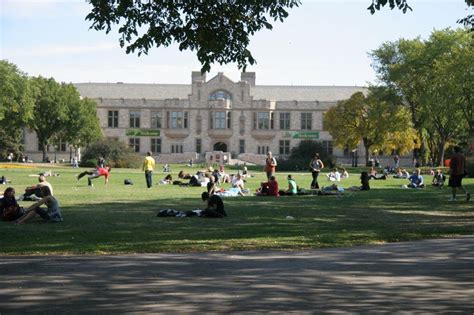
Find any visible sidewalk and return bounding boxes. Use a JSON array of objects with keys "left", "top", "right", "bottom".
[{"left": 1, "top": 236, "right": 473, "bottom": 314}]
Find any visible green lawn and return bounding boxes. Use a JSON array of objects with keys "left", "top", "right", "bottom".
[{"left": 1, "top": 163, "right": 472, "bottom": 255}]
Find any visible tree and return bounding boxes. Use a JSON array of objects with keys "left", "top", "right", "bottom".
[
  {"left": 86, "top": 0, "right": 300, "bottom": 73},
  {"left": 86, "top": 1, "right": 472, "bottom": 73},
  {"left": 29, "top": 77, "right": 102, "bottom": 161},
  {"left": 63, "top": 97, "right": 103, "bottom": 149},
  {"left": 0, "top": 60, "right": 34, "bottom": 158},
  {"left": 323, "top": 90, "right": 418, "bottom": 165},
  {"left": 370, "top": 29, "right": 473, "bottom": 163}
]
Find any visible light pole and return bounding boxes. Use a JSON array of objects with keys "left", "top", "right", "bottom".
[{"left": 54, "top": 145, "right": 58, "bottom": 164}]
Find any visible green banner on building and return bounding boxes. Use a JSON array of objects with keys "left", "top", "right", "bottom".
[
  {"left": 126, "top": 129, "right": 160, "bottom": 137},
  {"left": 283, "top": 131, "right": 319, "bottom": 139}
]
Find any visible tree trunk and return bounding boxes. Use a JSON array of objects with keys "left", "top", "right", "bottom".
[
  {"left": 436, "top": 139, "right": 446, "bottom": 168},
  {"left": 363, "top": 138, "right": 370, "bottom": 166}
]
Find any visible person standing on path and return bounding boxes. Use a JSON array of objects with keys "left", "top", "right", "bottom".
[
  {"left": 309, "top": 153, "right": 324, "bottom": 189},
  {"left": 264, "top": 151, "right": 277, "bottom": 181},
  {"left": 448, "top": 146, "right": 470, "bottom": 202},
  {"left": 143, "top": 151, "right": 155, "bottom": 189}
]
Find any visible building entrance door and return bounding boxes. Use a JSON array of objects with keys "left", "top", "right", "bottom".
[{"left": 213, "top": 142, "right": 227, "bottom": 152}]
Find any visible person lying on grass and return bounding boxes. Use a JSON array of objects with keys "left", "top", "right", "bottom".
[{"left": 15, "top": 186, "right": 63, "bottom": 224}]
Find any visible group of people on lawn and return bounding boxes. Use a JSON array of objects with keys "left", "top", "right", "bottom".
[{"left": 1, "top": 146, "right": 470, "bottom": 223}]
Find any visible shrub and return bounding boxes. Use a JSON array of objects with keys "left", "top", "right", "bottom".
[
  {"left": 81, "top": 139, "right": 142, "bottom": 168},
  {"left": 277, "top": 140, "right": 334, "bottom": 171}
]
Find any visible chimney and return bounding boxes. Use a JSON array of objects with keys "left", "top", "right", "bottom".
[
  {"left": 192, "top": 71, "right": 206, "bottom": 83},
  {"left": 241, "top": 72, "right": 255, "bottom": 86}
]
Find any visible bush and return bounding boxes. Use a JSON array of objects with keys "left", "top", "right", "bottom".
[
  {"left": 277, "top": 140, "right": 334, "bottom": 171},
  {"left": 81, "top": 139, "right": 142, "bottom": 168}
]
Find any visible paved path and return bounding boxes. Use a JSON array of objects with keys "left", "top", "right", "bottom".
[{"left": 1, "top": 236, "right": 473, "bottom": 314}]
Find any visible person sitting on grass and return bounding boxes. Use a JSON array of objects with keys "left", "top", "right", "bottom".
[
  {"left": 326, "top": 168, "right": 341, "bottom": 182},
  {"left": 18, "top": 173, "right": 53, "bottom": 201},
  {"left": 256, "top": 176, "right": 279, "bottom": 197},
  {"left": 340, "top": 168, "right": 349, "bottom": 179},
  {"left": 279, "top": 174, "right": 298, "bottom": 196},
  {"left": 432, "top": 169, "right": 446, "bottom": 188},
  {"left": 406, "top": 168, "right": 424, "bottom": 189},
  {"left": 368, "top": 167, "right": 387, "bottom": 180},
  {"left": 348, "top": 171, "right": 370, "bottom": 191},
  {"left": 201, "top": 192, "right": 227, "bottom": 218},
  {"left": 15, "top": 186, "right": 63, "bottom": 224},
  {"left": 231, "top": 173, "right": 249, "bottom": 194},
  {"left": 78, "top": 166, "right": 111, "bottom": 187},
  {"left": 1, "top": 187, "right": 25, "bottom": 221}
]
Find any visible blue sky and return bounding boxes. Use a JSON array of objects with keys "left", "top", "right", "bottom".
[{"left": 0, "top": 0, "right": 470, "bottom": 86}]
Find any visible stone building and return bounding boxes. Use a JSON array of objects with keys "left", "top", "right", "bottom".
[{"left": 24, "top": 71, "right": 368, "bottom": 164}]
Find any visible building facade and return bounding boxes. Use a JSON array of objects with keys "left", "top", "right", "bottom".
[{"left": 24, "top": 71, "right": 368, "bottom": 164}]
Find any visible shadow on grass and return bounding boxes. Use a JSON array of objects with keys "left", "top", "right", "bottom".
[{"left": 2, "top": 185, "right": 473, "bottom": 254}]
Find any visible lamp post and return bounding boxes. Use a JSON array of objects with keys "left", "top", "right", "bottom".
[{"left": 54, "top": 145, "right": 58, "bottom": 164}]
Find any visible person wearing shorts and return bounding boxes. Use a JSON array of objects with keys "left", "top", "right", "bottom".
[{"left": 448, "top": 146, "right": 470, "bottom": 202}]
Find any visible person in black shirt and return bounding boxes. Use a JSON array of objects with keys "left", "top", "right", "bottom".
[{"left": 201, "top": 192, "right": 226, "bottom": 218}]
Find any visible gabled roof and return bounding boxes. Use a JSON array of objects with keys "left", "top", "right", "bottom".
[
  {"left": 74, "top": 82, "right": 367, "bottom": 102},
  {"left": 251, "top": 85, "right": 367, "bottom": 102},
  {"left": 74, "top": 83, "right": 191, "bottom": 100}
]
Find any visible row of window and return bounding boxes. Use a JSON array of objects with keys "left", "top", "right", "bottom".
[
  {"left": 127, "top": 138, "right": 333, "bottom": 156},
  {"left": 108, "top": 110, "right": 315, "bottom": 130}
]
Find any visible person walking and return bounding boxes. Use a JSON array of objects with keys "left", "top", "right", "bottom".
[
  {"left": 143, "top": 151, "right": 155, "bottom": 189},
  {"left": 264, "top": 151, "right": 277, "bottom": 181},
  {"left": 309, "top": 153, "right": 324, "bottom": 189},
  {"left": 448, "top": 146, "right": 470, "bottom": 202}
]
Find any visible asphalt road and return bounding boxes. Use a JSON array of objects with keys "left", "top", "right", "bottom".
[{"left": 1, "top": 236, "right": 473, "bottom": 314}]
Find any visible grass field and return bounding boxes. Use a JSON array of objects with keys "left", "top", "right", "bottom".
[{"left": 0, "top": 163, "right": 473, "bottom": 255}]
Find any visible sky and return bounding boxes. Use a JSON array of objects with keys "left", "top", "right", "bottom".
[{"left": 0, "top": 0, "right": 470, "bottom": 86}]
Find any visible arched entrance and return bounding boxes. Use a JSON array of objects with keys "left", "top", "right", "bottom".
[{"left": 213, "top": 142, "right": 227, "bottom": 152}]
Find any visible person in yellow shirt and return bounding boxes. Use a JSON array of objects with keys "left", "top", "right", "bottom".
[{"left": 143, "top": 151, "right": 156, "bottom": 188}]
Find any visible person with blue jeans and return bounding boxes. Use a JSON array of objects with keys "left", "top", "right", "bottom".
[
  {"left": 142, "top": 151, "right": 155, "bottom": 189},
  {"left": 407, "top": 168, "right": 424, "bottom": 188}
]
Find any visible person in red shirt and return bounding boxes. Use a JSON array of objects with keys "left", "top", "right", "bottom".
[
  {"left": 256, "top": 176, "right": 280, "bottom": 197},
  {"left": 449, "top": 146, "right": 470, "bottom": 202},
  {"left": 77, "top": 166, "right": 111, "bottom": 187}
]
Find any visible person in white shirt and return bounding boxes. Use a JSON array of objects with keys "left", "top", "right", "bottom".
[{"left": 327, "top": 168, "right": 341, "bottom": 182}]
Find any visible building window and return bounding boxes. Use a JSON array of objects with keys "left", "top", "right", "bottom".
[
  {"left": 57, "top": 140, "right": 67, "bottom": 152},
  {"left": 196, "top": 139, "right": 201, "bottom": 154},
  {"left": 253, "top": 112, "right": 274, "bottom": 130},
  {"left": 151, "top": 138, "right": 161, "bottom": 153},
  {"left": 301, "top": 112, "right": 312, "bottom": 130},
  {"left": 239, "top": 139, "right": 245, "bottom": 154},
  {"left": 150, "top": 111, "right": 162, "bottom": 128},
  {"left": 214, "top": 111, "right": 226, "bottom": 129},
  {"left": 169, "top": 111, "right": 188, "bottom": 129},
  {"left": 209, "top": 90, "right": 232, "bottom": 100},
  {"left": 108, "top": 110, "right": 119, "bottom": 128},
  {"left": 257, "top": 146, "right": 269, "bottom": 155},
  {"left": 171, "top": 144, "right": 183, "bottom": 153},
  {"left": 129, "top": 111, "right": 141, "bottom": 128},
  {"left": 279, "top": 112, "right": 290, "bottom": 130},
  {"left": 343, "top": 145, "right": 350, "bottom": 157},
  {"left": 129, "top": 138, "right": 140, "bottom": 152},
  {"left": 279, "top": 140, "right": 290, "bottom": 155},
  {"left": 322, "top": 140, "right": 333, "bottom": 155}
]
